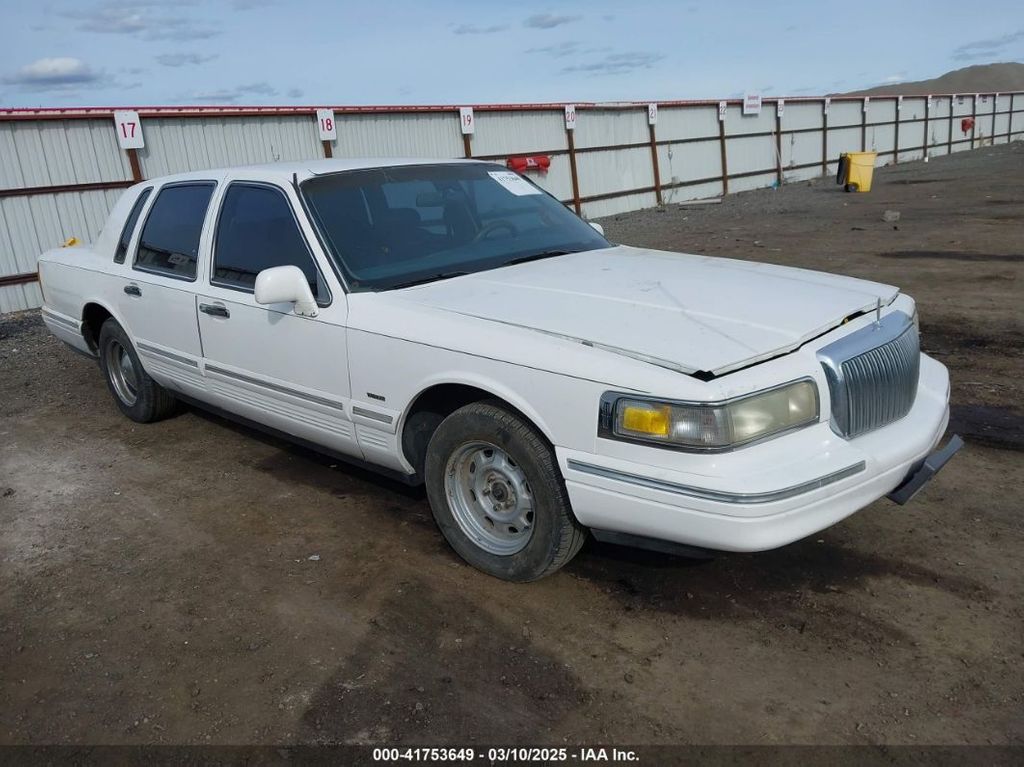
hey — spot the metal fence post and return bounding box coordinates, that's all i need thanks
[923,96,930,159]
[718,107,729,195]
[648,116,663,205]
[821,99,828,175]
[861,98,868,151]
[126,148,143,182]
[948,96,954,155]
[1010,93,1016,141]
[992,93,998,144]
[970,94,977,148]
[893,97,900,164]
[774,102,784,186]
[566,117,581,215]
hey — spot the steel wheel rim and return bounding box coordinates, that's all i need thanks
[444,441,535,556]
[105,340,139,406]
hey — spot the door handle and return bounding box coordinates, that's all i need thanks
[123,284,142,297]
[199,303,230,319]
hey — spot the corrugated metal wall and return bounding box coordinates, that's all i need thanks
[2,92,1022,313]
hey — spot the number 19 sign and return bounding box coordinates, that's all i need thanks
[317,109,337,141]
[113,110,144,149]
[459,107,474,135]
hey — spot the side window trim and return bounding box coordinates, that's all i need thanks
[132,180,217,283]
[114,187,153,264]
[209,180,332,307]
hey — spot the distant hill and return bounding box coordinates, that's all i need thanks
[843,62,1024,96]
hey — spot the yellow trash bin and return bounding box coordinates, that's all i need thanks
[837,151,877,192]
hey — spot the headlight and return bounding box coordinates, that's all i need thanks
[599,379,819,451]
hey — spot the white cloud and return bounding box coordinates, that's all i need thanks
[453,23,508,35]
[189,81,278,102]
[523,13,580,29]
[2,58,103,90]
[64,2,220,41]
[156,52,218,67]
[562,51,665,76]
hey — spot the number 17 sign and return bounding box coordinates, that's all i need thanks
[113,110,144,149]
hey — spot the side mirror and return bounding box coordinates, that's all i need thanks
[589,221,605,236]
[254,265,318,317]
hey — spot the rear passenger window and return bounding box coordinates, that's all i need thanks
[213,183,325,300]
[114,187,151,264]
[134,183,215,280]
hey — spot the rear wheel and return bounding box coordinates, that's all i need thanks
[424,401,586,581]
[97,318,177,423]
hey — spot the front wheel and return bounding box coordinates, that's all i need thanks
[97,318,177,423]
[424,401,586,581]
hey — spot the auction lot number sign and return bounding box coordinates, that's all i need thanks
[113,110,144,149]
[317,109,337,141]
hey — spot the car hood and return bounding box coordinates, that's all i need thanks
[394,245,899,376]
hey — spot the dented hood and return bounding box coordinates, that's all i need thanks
[395,245,899,376]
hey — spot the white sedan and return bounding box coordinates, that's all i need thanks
[37,158,961,581]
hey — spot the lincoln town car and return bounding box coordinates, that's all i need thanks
[37,159,961,580]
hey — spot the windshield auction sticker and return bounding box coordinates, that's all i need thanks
[488,171,542,196]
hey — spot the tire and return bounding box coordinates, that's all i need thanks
[836,155,849,186]
[424,400,586,581]
[97,318,177,423]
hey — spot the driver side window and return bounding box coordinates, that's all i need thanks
[212,183,328,302]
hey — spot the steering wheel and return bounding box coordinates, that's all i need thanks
[473,219,518,242]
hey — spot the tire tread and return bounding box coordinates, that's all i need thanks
[424,399,586,581]
[98,318,178,423]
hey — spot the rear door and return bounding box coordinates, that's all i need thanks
[194,180,360,458]
[119,180,218,397]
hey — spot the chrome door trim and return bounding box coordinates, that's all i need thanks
[204,363,345,411]
[136,340,199,368]
[351,406,394,424]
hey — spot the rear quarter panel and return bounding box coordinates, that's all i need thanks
[36,183,147,353]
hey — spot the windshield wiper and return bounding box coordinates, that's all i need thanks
[390,271,469,290]
[504,249,577,267]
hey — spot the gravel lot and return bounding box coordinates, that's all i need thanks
[1,143,1022,746]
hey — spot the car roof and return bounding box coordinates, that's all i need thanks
[146,157,494,186]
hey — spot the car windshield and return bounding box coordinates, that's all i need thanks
[300,163,610,291]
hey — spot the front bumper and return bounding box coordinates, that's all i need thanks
[886,434,963,505]
[558,353,957,553]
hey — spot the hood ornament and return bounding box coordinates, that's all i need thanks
[875,297,882,325]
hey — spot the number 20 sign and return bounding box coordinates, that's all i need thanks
[113,110,144,149]
[316,109,337,141]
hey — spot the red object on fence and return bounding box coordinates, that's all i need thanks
[506,155,551,173]
[960,117,975,134]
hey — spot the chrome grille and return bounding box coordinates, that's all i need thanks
[817,312,920,438]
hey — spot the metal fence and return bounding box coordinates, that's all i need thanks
[2,92,1021,313]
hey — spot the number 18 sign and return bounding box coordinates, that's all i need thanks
[316,109,337,141]
[113,110,144,149]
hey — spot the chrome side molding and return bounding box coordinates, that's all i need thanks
[566,459,866,505]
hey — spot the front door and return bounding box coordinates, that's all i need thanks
[194,181,360,458]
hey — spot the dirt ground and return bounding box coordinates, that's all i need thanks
[1,144,1022,747]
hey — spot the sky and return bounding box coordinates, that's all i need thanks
[1,0,1023,108]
